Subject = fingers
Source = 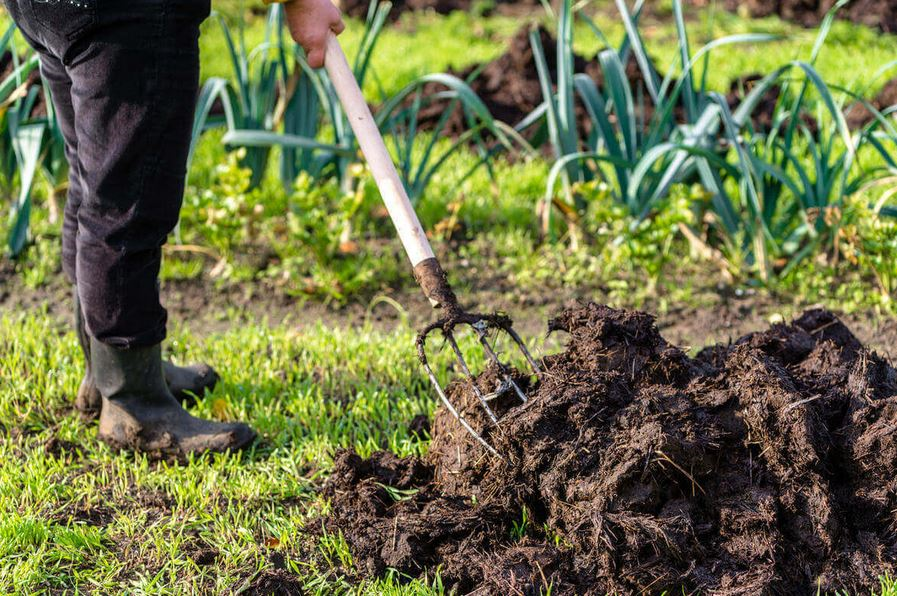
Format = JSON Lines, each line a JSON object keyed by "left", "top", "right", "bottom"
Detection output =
{"left": 281, "top": 0, "right": 344, "bottom": 68}
{"left": 313, "top": 8, "right": 343, "bottom": 67}
{"left": 306, "top": 47, "right": 325, "bottom": 69}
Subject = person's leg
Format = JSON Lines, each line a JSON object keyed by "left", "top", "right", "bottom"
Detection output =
{"left": 77, "top": 2, "right": 253, "bottom": 454}
{"left": 70, "top": 3, "right": 200, "bottom": 347}
{"left": 14, "top": 0, "right": 253, "bottom": 455}
{"left": 30, "top": 48, "right": 98, "bottom": 415}
{"left": 37, "top": 50, "right": 220, "bottom": 419}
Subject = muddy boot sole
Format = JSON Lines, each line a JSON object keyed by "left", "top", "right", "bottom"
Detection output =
{"left": 98, "top": 419, "right": 257, "bottom": 460}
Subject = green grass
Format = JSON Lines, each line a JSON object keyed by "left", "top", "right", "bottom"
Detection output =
{"left": 0, "top": 310, "right": 461, "bottom": 593}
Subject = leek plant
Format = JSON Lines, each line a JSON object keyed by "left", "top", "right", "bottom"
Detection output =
{"left": 710, "top": 90, "right": 859, "bottom": 281}
{"left": 0, "top": 24, "right": 47, "bottom": 257}
{"left": 854, "top": 63, "right": 897, "bottom": 221}
{"left": 230, "top": 1, "right": 506, "bottom": 205}
{"left": 534, "top": 0, "right": 883, "bottom": 286}
{"left": 697, "top": 1, "right": 869, "bottom": 281}
{"left": 191, "top": 7, "right": 287, "bottom": 189}
{"left": 537, "top": 0, "right": 774, "bottom": 242}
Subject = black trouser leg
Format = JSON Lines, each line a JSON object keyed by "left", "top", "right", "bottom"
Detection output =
{"left": 4, "top": 0, "right": 211, "bottom": 348}
{"left": 35, "top": 54, "right": 82, "bottom": 285}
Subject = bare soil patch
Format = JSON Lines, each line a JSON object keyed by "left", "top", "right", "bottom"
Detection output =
{"left": 847, "top": 77, "right": 897, "bottom": 129}
{"left": 322, "top": 303, "right": 897, "bottom": 594}
{"left": 696, "top": 0, "right": 897, "bottom": 33}
{"left": 3, "top": 253, "right": 896, "bottom": 356}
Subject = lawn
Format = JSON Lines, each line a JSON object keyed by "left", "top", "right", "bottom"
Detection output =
{"left": 1, "top": 312, "right": 442, "bottom": 592}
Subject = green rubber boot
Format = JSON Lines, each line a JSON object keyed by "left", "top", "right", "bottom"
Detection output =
{"left": 74, "top": 289, "right": 219, "bottom": 419}
{"left": 91, "top": 338, "right": 255, "bottom": 457}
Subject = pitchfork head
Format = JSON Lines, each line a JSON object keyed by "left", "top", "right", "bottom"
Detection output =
{"left": 415, "top": 309, "right": 542, "bottom": 458}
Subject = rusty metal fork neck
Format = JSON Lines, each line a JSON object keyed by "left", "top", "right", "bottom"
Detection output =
{"left": 413, "top": 257, "right": 462, "bottom": 313}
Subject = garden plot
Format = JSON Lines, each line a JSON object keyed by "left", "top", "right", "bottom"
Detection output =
{"left": 322, "top": 303, "right": 897, "bottom": 594}
{"left": 340, "top": 0, "right": 897, "bottom": 33}
{"left": 699, "top": 0, "right": 897, "bottom": 33}
{"left": 411, "top": 25, "right": 786, "bottom": 141}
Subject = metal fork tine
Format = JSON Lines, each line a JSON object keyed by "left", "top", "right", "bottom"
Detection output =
{"left": 476, "top": 327, "right": 528, "bottom": 404}
{"left": 506, "top": 378, "right": 529, "bottom": 403}
{"left": 416, "top": 310, "right": 538, "bottom": 457}
{"left": 445, "top": 331, "right": 500, "bottom": 426}
{"left": 420, "top": 358, "right": 500, "bottom": 458}
{"left": 506, "top": 326, "right": 542, "bottom": 375}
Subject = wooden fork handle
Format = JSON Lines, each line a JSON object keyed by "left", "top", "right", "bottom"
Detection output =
{"left": 324, "top": 34, "right": 461, "bottom": 309}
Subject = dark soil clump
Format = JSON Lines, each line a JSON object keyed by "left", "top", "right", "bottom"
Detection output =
{"left": 323, "top": 303, "right": 897, "bottom": 594}
{"left": 52, "top": 502, "right": 116, "bottom": 527}
{"left": 244, "top": 568, "right": 306, "bottom": 595}
{"left": 191, "top": 547, "right": 219, "bottom": 566}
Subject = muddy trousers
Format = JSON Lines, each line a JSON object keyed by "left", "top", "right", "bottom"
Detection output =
{"left": 3, "top": 0, "right": 210, "bottom": 348}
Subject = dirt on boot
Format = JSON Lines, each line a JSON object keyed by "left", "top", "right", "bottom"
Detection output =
{"left": 91, "top": 340, "right": 255, "bottom": 460}
{"left": 73, "top": 292, "right": 219, "bottom": 418}
{"left": 321, "top": 303, "right": 897, "bottom": 594}
{"left": 76, "top": 359, "right": 219, "bottom": 419}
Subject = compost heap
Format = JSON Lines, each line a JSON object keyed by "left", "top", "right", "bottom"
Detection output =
{"left": 323, "top": 303, "right": 897, "bottom": 594}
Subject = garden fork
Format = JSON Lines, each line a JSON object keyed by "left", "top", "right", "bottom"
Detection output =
{"left": 324, "top": 34, "right": 541, "bottom": 456}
